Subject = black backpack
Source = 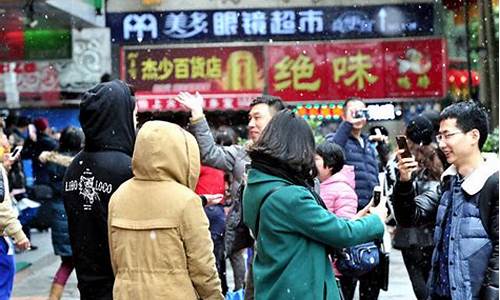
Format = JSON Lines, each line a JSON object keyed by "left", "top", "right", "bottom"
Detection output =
{"left": 227, "top": 184, "right": 254, "bottom": 255}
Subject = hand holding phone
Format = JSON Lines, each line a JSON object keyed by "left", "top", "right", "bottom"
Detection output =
{"left": 9, "top": 145, "right": 23, "bottom": 161}
{"left": 395, "top": 135, "right": 412, "bottom": 158}
{"left": 372, "top": 186, "right": 382, "bottom": 207}
{"left": 369, "top": 186, "right": 388, "bottom": 222}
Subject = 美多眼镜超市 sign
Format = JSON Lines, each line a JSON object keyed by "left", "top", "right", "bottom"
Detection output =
{"left": 108, "top": 3, "right": 435, "bottom": 44}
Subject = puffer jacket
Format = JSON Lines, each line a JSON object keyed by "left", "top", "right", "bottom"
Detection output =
{"left": 393, "top": 156, "right": 499, "bottom": 300}
{"left": 326, "top": 121, "right": 379, "bottom": 210}
{"left": 46, "top": 151, "right": 77, "bottom": 257}
{"left": 319, "top": 165, "right": 357, "bottom": 219}
{"left": 319, "top": 165, "right": 357, "bottom": 276}
{"left": 108, "top": 121, "right": 223, "bottom": 300}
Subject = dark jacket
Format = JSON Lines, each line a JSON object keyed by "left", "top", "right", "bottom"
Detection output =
{"left": 47, "top": 152, "right": 76, "bottom": 257}
{"left": 326, "top": 121, "right": 379, "bottom": 210}
{"left": 8, "top": 128, "right": 27, "bottom": 190}
{"left": 392, "top": 169, "right": 439, "bottom": 249}
{"left": 23, "top": 132, "right": 58, "bottom": 186}
{"left": 63, "top": 80, "right": 135, "bottom": 300}
{"left": 189, "top": 117, "right": 249, "bottom": 255}
{"left": 392, "top": 159, "right": 499, "bottom": 300}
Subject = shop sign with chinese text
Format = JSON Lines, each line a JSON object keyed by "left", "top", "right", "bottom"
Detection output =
{"left": 267, "top": 38, "right": 447, "bottom": 101}
{"left": 121, "top": 46, "right": 264, "bottom": 93}
{"left": 108, "top": 3, "right": 434, "bottom": 44}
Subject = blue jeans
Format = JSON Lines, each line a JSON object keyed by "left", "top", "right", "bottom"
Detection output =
{"left": 0, "top": 238, "right": 15, "bottom": 300}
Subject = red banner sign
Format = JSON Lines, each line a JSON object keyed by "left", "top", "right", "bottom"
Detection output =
{"left": 135, "top": 92, "right": 260, "bottom": 112}
{"left": 383, "top": 39, "right": 447, "bottom": 98}
{"left": 121, "top": 46, "right": 265, "bottom": 94}
{"left": 267, "top": 38, "right": 447, "bottom": 101}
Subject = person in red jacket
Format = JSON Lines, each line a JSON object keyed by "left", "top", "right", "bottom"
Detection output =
{"left": 195, "top": 165, "right": 227, "bottom": 295}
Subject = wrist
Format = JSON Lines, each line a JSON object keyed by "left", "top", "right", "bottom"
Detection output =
{"left": 399, "top": 176, "right": 411, "bottom": 182}
{"left": 191, "top": 109, "right": 204, "bottom": 120}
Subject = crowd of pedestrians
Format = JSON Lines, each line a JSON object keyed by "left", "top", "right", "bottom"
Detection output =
{"left": 0, "top": 79, "right": 498, "bottom": 300}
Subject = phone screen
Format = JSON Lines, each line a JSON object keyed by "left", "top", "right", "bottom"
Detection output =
{"left": 396, "top": 136, "right": 412, "bottom": 158}
{"left": 9, "top": 146, "right": 22, "bottom": 160}
{"left": 372, "top": 186, "right": 382, "bottom": 206}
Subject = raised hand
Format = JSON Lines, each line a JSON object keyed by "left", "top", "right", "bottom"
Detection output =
{"left": 344, "top": 105, "right": 366, "bottom": 126}
{"left": 174, "top": 91, "right": 204, "bottom": 119}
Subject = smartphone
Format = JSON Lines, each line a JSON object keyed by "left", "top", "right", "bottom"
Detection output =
{"left": 372, "top": 186, "right": 382, "bottom": 206}
{"left": 354, "top": 109, "right": 370, "bottom": 119}
{"left": 9, "top": 145, "right": 23, "bottom": 160}
{"left": 395, "top": 135, "right": 412, "bottom": 158}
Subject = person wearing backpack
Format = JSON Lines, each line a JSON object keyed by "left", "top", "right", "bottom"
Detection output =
{"left": 393, "top": 101, "right": 499, "bottom": 300}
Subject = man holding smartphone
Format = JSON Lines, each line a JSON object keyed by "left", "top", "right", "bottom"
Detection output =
{"left": 393, "top": 101, "right": 498, "bottom": 300}
{"left": 326, "top": 98, "right": 381, "bottom": 300}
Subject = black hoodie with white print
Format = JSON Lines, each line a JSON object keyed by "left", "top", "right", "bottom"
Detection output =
{"left": 63, "top": 80, "right": 136, "bottom": 300}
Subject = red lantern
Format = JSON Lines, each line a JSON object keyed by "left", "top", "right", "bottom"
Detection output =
{"left": 471, "top": 71, "right": 480, "bottom": 87}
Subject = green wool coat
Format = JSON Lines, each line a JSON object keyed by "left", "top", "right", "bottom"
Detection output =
{"left": 243, "top": 169, "right": 385, "bottom": 300}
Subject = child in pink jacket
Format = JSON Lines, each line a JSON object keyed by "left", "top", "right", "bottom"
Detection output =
{"left": 316, "top": 142, "right": 358, "bottom": 219}
{"left": 315, "top": 142, "right": 358, "bottom": 276}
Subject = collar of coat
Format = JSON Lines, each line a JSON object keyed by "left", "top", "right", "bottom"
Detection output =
{"left": 441, "top": 153, "right": 499, "bottom": 195}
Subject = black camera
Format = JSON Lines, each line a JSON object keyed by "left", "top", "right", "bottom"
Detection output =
{"left": 354, "top": 109, "right": 370, "bottom": 119}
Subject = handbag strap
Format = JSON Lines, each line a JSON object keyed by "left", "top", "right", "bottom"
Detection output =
{"left": 254, "top": 185, "right": 286, "bottom": 238}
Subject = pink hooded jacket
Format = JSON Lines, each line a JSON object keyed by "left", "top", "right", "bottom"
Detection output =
{"left": 320, "top": 165, "right": 358, "bottom": 277}
{"left": 319, "top": 165, "right": 357, "bottom": 219}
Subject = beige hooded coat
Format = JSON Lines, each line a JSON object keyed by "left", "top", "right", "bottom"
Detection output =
{"left": 0, "top": 165, "right": 27, "bottom": 243}
{"left": 108, "top": 121, "right": 223, "bottom": 300}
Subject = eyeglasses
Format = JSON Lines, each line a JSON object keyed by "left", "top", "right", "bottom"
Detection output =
{"left": 436, "top": 131, "right": 463, "bottom": 143}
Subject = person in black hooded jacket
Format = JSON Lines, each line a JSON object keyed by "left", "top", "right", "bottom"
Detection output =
{"left": 62, "top": 80, "right": 136, "bottom": 300}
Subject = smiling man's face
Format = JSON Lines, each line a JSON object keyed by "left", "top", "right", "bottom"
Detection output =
{"left": 247, "top": 103, "right": 273, "bottom": 143}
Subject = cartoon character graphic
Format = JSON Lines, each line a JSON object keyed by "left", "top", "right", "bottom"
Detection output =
{"left": 79, "top": 172, "right": 100, "bottom": 206}
{"left": 397, "top": 49, "right": 432, "bottom": 75}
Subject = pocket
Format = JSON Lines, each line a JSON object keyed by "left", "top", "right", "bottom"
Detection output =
{"left": 460, "top": 238, "right": 491, "bottom": 259}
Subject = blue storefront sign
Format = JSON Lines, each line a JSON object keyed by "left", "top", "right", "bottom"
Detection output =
{"left": 107, "top": 3, "right": 435, "bottom": 44}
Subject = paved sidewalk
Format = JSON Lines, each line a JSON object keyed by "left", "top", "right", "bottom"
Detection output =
{"left": 12, "top": 230, "right": 79, "bottom": 300}
{"left": 11, "top": 230, "right": 417, "bottom": 299}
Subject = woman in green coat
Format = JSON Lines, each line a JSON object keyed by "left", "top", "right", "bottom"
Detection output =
{"left": 243, "top": 110, "right": 386, "bottom": 300}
